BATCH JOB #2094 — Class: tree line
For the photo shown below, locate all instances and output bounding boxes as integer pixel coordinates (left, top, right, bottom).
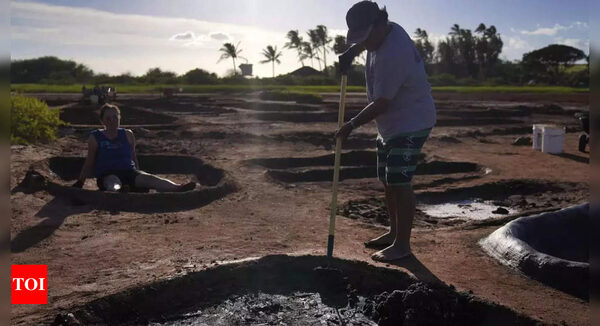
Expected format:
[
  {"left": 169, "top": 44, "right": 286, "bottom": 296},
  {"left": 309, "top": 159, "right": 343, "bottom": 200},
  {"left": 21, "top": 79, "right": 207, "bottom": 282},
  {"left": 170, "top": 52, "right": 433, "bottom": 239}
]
[{"left": 11, "top": 23, "right": 588, "bottom": 87}]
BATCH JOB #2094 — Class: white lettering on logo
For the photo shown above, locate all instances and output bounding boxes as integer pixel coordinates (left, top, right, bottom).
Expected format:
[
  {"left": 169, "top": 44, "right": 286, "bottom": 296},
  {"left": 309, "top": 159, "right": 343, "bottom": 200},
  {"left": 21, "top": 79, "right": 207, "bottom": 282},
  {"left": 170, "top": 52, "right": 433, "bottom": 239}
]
[
  {"left": 24, "top": 278, "right": 38, "bottom": 291},
  {"left": 12, "top": 278, "right": 45, "bottom": 291},
  {"left": 12, "top": 278, "right": 24, "bottom": 290}
]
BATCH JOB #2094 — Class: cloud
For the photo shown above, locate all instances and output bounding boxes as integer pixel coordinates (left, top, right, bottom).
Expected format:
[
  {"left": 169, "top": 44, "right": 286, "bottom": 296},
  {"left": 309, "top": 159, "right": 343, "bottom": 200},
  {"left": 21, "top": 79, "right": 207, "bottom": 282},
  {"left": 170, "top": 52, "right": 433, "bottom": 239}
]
[
  {"left": 170, "top": 31, "right": 195, "bottom": 41},
  {"left": 426, "top": 34, "right": 447, "bottom": 46},
  {"left": 507, "top": 36, "right": 529, "bottom": 50},
  {"left": 210, "top": 32, "right": 229, "bottom": 41},
  {"left": 501, "top": 36, "right": 534, "bottom": 60},
  {"left": 328, "top": 29, "right": 347, "bottom": 38},
  {"left": 519, "top": 22, "right": 589, "bottom": 36},
  {"left": 10, "top": 1, "right": 294, "bottom": 77},
  {"left": 170, "top": 31, "right": 226, "bottom": 47},
  {"left": 521, "top": 24, "right": 566, "bottom": 36},
  {"left": 570, "top": 21, "right": 589, "bottom": 29},
  {"left": 181, "top": 34, "right": 211, "bottom": 47},
  {"left": 554, "top": 37, "right": 589, "bottom": 53}
]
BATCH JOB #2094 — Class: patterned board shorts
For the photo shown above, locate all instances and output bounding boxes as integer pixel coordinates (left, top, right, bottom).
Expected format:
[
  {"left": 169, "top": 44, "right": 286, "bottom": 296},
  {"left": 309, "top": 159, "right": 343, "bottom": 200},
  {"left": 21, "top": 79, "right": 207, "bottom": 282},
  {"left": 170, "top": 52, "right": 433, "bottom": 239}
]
[{"left": 376, "top": 128, "right": 431, "bottom": 187}]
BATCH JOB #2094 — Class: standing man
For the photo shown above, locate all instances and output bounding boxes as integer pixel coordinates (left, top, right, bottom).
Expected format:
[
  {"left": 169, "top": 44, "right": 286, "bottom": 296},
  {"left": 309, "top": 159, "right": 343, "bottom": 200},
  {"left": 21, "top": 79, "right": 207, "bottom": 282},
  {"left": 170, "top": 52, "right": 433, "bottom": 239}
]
[{"left": 335, "top": 1, "right": 436, "bottom": 261}]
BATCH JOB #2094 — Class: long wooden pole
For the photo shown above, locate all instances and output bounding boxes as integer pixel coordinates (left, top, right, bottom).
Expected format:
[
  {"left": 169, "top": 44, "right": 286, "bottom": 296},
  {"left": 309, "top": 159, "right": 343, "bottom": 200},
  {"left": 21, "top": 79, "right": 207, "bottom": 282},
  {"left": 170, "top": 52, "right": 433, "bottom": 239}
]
[{"left": 327, "top": 74, "right": 348, "bottom": 258}]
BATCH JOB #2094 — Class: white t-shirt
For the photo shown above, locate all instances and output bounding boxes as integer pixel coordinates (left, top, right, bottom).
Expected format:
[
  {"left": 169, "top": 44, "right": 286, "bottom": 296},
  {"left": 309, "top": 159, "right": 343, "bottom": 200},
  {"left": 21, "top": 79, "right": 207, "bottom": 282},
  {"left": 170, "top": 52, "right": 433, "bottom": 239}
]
[{"left": 366, "top": 22, "right": 436, "bottom": 140}]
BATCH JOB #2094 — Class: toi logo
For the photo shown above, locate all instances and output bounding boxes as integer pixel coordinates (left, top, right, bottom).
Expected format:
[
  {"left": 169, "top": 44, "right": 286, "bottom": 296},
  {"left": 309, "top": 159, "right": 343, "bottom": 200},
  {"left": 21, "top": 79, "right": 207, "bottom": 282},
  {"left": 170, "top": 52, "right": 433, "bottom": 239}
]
[{"left": 11, "top": 265, "right": 47, "bottom": 304}]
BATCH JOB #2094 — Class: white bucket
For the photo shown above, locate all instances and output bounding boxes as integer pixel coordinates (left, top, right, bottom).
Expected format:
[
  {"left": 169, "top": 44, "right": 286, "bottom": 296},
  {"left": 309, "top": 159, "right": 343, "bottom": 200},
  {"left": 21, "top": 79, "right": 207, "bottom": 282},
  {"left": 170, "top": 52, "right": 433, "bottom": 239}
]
[
  {"left": 532, "top": 124, "right": 550, "bottom": 150},
  {"left": 541, "top": 125, "right": 565, "bottom": 154},
  {"left": 89, "top": 95, "right": 99, "bottom": 104}
]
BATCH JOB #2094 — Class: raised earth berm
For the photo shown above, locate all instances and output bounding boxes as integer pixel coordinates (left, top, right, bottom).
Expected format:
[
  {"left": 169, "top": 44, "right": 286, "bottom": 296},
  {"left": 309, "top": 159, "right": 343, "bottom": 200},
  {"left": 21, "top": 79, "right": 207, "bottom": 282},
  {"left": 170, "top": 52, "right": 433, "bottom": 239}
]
[
  {"left": 18, "top": 155, "right": 236, "bottom": 212},
  {"left": 118, "top": 98, "right": 233, "bottom": 115},
  {"left": 324, "top": 101, "right": 368, "bottom": 112},
  {"left": 437, "top": 107, "right": 532, "bottom": 118},
  {"left": 58, "top": 104, "right": 178, "bottom": 126},
  {"left": 248, "top": 151, "right": 481, "bottom": 183},
  {"left": 197, "top": 131, "right": 376, "bottom": 150},
  {"left": 249, "top": 108, "right": 522, "bottom": 126},
  {"left": 51, "top": 255, "right": 538, "bottom": 326},
  {"left": 270, "top": 131, "right": 376, "bottom": 150},
  {"left": 510, "top": 104, "right": 582, "bottom": 116},
  {"left": 250, "top": 109, "right": 362, "bottom": 123},
  {"left": 248, "top": 150, "right": 379, "bottom": 169},
  {"left": 480, "top": 203, "right": 589, "bottom": 300},
  {"left": 235, "top": 100, "right": 323, "bottom": 112}
]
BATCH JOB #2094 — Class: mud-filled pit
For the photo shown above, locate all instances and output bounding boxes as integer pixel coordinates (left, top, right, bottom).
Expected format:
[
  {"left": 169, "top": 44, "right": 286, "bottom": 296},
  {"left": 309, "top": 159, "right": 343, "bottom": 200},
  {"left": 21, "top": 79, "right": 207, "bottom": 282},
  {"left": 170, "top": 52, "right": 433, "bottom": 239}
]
[
  {"left": 249, "top": 110, "right": 361, "bottom": 123},
  {"left": 435, "top": 105, "right": 532, "bottom": 118},
  {"left": 248, "top": 151, "right": 482, "bottom": 183},
  {"left": 340, "top": 180, "right": 587, "bottom": 227},
  {"left": 234, "top": 100, "right": 323, "bottom": 112},
  {"left": 268, "top": 131, "right": 376, "bottom": 150},
  {"left": 58, "top": 105, "right": 178, "bottom": 126},
  {"left": 247, "top": 109, "right": 523, "bottom": 126},
  {"left": 434, "top": 102, "right": 582, "bottom": 117},
  {"left": 47, "top": 155, "right": 223, "bottom": 187},
  {"left": 18, "top": 155, "right": 235, "bottom": 212},
  {"left": 53, "top": 255, "right": 537, "bottom": 326},
  {"left": 118, "top": 98, "right": 234, "bottom": 115},
  {"left": 193, "top": 130, "right": 377, "bottom": 150},
  {"left": 481, "top": 204, "right": 589, "bottom": 300}
]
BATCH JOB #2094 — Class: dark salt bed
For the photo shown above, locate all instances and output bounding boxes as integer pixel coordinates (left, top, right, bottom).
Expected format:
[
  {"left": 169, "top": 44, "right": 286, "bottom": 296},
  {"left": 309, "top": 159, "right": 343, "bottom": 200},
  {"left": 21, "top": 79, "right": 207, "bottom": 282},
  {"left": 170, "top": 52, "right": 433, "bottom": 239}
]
[{"left": 150, "top": 292, "right": 375, "bottom": 326}]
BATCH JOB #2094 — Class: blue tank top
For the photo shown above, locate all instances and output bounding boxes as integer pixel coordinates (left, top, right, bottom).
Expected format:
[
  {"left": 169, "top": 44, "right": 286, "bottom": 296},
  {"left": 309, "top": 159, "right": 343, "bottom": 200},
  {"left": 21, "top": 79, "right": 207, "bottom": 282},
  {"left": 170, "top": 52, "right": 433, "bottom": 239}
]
[{"left": 92, "top": 128, "right": 136, "bottom": 177}]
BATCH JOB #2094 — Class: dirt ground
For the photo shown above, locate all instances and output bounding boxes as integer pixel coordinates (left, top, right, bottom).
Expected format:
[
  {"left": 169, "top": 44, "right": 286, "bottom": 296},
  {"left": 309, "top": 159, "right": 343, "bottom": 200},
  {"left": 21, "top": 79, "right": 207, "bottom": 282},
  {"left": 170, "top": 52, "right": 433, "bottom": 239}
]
[{"left": 10, "top": 91, "right": 589, "bottom": 325}]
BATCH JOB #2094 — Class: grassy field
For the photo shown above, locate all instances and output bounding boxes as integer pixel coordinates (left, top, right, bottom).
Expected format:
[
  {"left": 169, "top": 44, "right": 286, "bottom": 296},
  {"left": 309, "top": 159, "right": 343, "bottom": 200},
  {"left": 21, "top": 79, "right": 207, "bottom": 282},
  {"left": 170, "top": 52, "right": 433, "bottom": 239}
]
[
  {"left": 564, "top": 64, "right": 588, "bottom": 73},
  {"left": 11, "top": 83, "right": 589, "bottom": 94},
  {"left": 10, "top": 84, "right": 367, "bottom": 94},
  {"left": 430, "top": 86, "right": 589, "bottom": 93}
]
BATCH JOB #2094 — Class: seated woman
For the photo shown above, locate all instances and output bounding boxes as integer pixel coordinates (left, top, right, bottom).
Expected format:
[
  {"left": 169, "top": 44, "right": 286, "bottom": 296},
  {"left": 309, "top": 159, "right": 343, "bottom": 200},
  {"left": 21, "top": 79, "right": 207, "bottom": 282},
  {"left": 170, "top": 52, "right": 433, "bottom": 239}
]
[{"left": 73, "top": 104, "right": 196, "bottom": 192}]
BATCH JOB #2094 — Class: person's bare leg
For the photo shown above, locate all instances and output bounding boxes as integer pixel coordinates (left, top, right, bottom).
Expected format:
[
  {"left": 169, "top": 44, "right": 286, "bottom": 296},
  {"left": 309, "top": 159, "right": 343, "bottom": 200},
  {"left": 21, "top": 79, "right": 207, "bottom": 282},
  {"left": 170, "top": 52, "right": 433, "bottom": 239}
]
[
  {"left": 372, "top": 184, "right": 415, "bottom": 261},
  {"left": 365, "top": 184, "right": 397, "bottom": 247},
  {"left": 135, "top": 172, "right": 184, "bottom": 192},
  {"left": 103, "top": 175, "right": 122, "bottom": 192}
]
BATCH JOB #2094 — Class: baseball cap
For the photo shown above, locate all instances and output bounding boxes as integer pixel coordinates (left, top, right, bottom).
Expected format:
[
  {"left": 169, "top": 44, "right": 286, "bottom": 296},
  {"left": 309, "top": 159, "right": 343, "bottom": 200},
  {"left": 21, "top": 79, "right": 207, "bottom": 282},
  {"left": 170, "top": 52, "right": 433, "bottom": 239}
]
[{"left": 346, "top": 1, "right": 381, "bottom": 44}]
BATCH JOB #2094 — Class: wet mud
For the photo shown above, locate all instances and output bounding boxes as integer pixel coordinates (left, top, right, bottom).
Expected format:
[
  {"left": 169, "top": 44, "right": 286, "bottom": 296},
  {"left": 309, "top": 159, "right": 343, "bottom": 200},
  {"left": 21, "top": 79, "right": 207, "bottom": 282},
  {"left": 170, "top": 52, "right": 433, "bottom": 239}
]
[{"left": 51, "top": 255, "right": 537, "bottom": 326}]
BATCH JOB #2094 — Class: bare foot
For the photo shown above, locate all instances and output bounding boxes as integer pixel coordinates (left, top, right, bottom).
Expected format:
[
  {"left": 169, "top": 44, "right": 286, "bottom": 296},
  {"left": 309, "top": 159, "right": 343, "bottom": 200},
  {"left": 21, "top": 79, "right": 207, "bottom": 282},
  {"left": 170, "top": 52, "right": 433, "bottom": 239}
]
[
  {"left": 364, "top": 232, "right": 395, "bottom": 248},
  {"left": 371, "top": 243, "right": 412, "bottom": 262}
]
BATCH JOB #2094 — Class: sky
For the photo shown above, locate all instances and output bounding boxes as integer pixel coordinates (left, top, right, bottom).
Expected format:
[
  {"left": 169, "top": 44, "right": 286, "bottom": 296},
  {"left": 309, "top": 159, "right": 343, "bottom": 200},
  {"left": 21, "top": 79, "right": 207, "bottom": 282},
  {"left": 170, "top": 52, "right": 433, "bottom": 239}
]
[{"left": 10, "top": 0, "right": 590, "bottom": 78}]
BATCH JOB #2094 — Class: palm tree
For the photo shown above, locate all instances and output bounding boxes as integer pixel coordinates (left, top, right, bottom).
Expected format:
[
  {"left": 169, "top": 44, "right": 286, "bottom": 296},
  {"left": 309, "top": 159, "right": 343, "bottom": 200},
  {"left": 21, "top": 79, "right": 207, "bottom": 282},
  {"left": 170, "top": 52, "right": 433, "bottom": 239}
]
[
  {"left": 413, "top": 28, "right": 434, "bottom": 65},
  {"left": 474, "top": 23, "right": 502, "bottom": 78},
  {"left": 218, "top": 42, "right": 245, "bottom": 76},
  {"left": 301, "top": 41, "right": 319, "bottom": 68},
  {"left": 474, "top": 23, "right": 488, "bottom": 79},
  {"left": 437, "top": 38, "right": 455, "bottom": 73},
  {"left": 449, "top": 24, "right": 461, "bottom": 37},
  {"left": 315, "top": 25, "right": 332, "bottom": 71},
  {"left": 307, "top": 29, "right": 322, "bottom": 70},
  {"left": 284, "top": 30, "right": 306, "bottom": 67},
  {"left": 260, "top": 45, "right": 283, "bottom": 78},
  {"left": 415, "top": 28, "right": 428, "bottom": 39},
  {"left": 331, "top": 35, "right": 348, "bottom": 55},
  {"left": 475, "top": 23, "right": 486, "bottom": 35}
]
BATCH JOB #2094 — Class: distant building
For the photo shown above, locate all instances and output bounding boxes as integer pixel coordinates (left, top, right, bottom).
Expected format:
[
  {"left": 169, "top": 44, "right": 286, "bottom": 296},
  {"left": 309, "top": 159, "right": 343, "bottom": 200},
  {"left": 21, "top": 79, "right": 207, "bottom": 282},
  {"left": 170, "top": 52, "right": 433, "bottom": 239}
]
[
  {"left": 288, "top": 66, "right": 322, "bottom": 77},
  {"left": 239, "top": 64, "right": 253, "bottom": 76}
]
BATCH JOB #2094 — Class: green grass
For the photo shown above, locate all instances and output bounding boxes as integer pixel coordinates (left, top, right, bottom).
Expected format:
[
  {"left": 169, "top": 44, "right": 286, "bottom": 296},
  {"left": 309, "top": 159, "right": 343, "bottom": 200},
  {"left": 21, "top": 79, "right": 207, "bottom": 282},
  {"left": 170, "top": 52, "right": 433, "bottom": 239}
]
[
  {"left": 10, "top": 83, "right": 366, "bottom": 94},
  {"left": 11, "top": 83, "right": 588, "bottom": 94},
  {"left": 431, "top": 86, "right": 589, "bottom": 93},
  {"left": 564, "top": 64, "right": 588, "bottom": 73}
]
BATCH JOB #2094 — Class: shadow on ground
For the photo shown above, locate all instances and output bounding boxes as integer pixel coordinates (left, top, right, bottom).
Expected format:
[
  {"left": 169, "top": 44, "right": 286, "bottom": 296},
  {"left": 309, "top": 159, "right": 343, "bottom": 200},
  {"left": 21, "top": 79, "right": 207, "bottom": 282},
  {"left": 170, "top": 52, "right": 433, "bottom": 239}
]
[{"left": 10, "top": 197, "right": 92, "bottom": 253}]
